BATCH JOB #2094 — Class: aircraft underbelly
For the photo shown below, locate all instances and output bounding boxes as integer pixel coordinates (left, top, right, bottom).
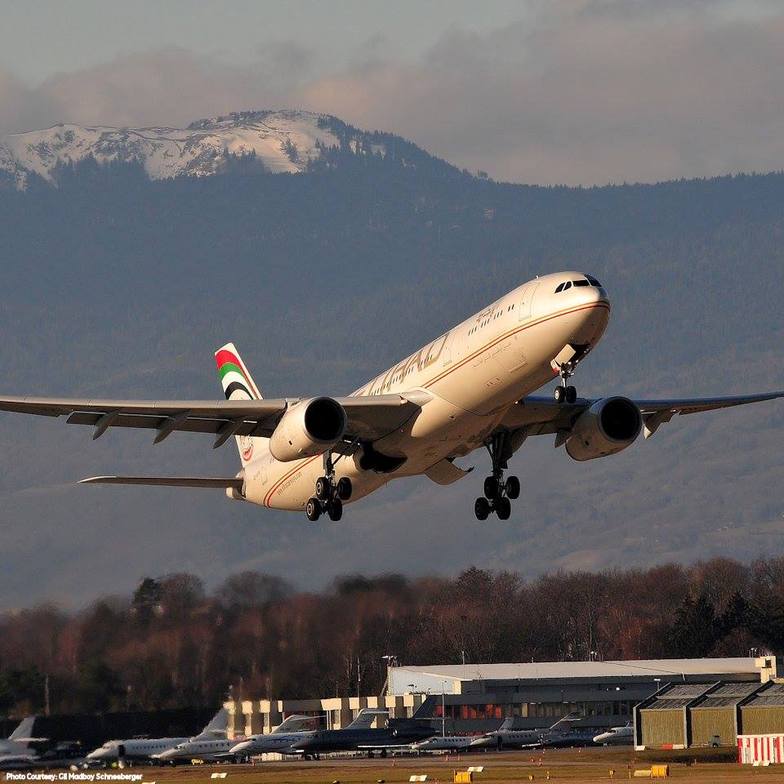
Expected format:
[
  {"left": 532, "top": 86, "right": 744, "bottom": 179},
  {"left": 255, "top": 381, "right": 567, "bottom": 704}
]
[{"left": 245, "top": 305, "right": 610, "bottom": 512}]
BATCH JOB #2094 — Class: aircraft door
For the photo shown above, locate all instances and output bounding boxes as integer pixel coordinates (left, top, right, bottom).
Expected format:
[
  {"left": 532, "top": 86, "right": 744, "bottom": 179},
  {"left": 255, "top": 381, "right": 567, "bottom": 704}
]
[{"left": 518, "top": 283, "right": 539, "bottom": 321}]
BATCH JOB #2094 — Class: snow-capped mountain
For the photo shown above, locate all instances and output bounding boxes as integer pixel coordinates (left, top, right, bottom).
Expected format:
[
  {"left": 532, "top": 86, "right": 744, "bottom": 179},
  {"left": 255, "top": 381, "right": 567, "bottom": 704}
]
[{"left": 0, "top": 110, "right": 386, "bottom": 189}]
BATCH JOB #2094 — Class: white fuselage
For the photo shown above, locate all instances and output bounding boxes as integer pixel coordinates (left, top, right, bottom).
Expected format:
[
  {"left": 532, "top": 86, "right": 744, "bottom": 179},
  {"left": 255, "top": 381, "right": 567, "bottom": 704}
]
[
  {"left": 155, "top": 737, "right": 242, "bottom": 763},
  {"left": 86, "top": 737, "right": 187, "bottom": 763},
  {"left": 229, "top": 731, "right": 317, "bottom": 755},
  {"left": 593, "top": 726, "right": 634, "bottom": 745},
  {"left": 241, "top": 272, "right": 610, "bottom": 511},
  {"left": 412, "top": 735, "right": 476, "bottom": 752}
]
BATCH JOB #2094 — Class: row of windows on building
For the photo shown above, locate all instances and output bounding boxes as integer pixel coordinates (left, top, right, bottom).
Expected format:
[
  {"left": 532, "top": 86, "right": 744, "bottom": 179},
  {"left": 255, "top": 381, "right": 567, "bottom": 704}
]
[{"left": 432, "top": 700, "right": 634, "bottom": 720}]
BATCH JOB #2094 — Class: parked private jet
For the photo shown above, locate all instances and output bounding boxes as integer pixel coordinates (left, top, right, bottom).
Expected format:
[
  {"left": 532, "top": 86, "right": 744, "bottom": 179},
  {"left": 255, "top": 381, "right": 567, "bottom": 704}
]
[
  {"left": 593, "top": 725, "right": 634, "bottom": 745},
  {"left": 85, "top": 708, "right": 227, "bottom": 765},
  {"left": 470, "top": 714, "right": 581, "bottom": 750},
  {"left": 1, "top": 272, "right": 781, "bottom": 521},
  {"left": 0, "top": 718, "right": 47, "bottom": 769}
]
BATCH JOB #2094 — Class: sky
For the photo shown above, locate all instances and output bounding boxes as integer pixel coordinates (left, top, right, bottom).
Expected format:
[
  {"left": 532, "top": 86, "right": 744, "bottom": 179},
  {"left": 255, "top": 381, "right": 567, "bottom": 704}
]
[{"left": 2, "top": 0, "right": 784, "bottom": 185}]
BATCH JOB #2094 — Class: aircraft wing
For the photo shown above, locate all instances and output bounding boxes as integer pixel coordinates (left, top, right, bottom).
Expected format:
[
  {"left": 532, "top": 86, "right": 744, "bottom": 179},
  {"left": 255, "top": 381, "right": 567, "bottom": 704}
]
[
  {"left": 500, "top": 390, "right": 784, "bottom": 438},
  {"left": 0, "top": 393, "right": 425, "bottom": 448}
]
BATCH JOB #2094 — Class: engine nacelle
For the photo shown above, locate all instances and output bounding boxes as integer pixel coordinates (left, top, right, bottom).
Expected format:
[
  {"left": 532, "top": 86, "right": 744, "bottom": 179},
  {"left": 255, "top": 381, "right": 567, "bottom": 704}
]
[
  {"left": 269, "top": 397, "right": 347, "bottom": 462},
  {"left": 565, "top": 396, "right": 642, "bottom": 461}
]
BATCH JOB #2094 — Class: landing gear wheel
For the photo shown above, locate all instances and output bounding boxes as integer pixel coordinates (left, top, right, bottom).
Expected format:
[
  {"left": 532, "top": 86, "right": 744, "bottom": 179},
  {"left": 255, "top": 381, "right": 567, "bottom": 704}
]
[
  {"left": 496, "top": 497, "right": 512, "bottom": 520},
  {"left": 327, "top": 498, "right": 343, "bottom": 521},
  {"left": 475, "top": 497, "right": 491, "bottom": 520},
  {"left": 505, "top": 475, "right": 520, "bottom": 500},
  {"left": 483, "top": 476, "right": 500, "bottom": 499},
  {"left": 315, "top": 476, "right": 331, "bottom": 501},
  {"left": 306, "top": 498, "right": 321, "bottom": 522},
  {"left": 337, "top": 477, "right": 352, "bottom": 501},
  {"left": 565, "top": 385, "right": 577, "bottom": 404},
  {"left": 554, "top": 386, "right": 565, "bottom": 403}
]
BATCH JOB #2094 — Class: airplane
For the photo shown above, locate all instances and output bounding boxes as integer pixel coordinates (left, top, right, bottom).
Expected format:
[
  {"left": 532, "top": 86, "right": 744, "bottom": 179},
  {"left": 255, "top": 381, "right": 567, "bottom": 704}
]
[
  {"left": 85, "top": 708, "right": 227, "bottom": 765},
  {"left": 410, "top": 734, "right": 477, "bottom": 753},
  {"left": 1, "top": 271, "right": 782, "bottom": 522},
  {"left": 231, "top": 709, "right": 399, "bottom": 758},
  {"left": 0, "top": 718, "right": 48, "bottom": 769},
  {"left": 470, "top": 714, "right": 580, "bottom": 750},
  {"left": 227, "top": 713, "right": 339, "bottom": 758},
  {"left": 593, "top": 724, "right": 634, "bottom": 745},
  {"left": 164, "top": 714, "right": 320, "bottom": 762}
]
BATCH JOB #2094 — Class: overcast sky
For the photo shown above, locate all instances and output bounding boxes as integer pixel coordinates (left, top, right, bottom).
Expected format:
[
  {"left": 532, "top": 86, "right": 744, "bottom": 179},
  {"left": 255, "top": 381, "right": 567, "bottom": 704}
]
[{"left": 2, "top": 0, "right": 784, "bottom": 184}]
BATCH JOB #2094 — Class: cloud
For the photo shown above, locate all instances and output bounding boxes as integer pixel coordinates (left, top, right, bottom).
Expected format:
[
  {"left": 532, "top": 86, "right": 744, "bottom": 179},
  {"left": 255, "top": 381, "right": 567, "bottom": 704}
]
[{"left": 3, "top": 2, "right": 784, "bottom": 184}]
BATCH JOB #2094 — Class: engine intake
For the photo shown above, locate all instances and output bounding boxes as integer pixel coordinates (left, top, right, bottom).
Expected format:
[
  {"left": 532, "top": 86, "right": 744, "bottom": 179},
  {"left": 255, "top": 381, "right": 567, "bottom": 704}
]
[
  {"left": 269, "top": 397, "right": 347, "bottom": 462},
  {"left": 565, "top": 396, "right": 642, "bottom": 461}
]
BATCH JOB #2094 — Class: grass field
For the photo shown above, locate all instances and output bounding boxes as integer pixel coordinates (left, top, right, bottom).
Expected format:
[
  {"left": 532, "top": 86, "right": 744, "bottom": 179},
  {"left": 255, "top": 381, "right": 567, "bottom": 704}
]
[{"left": 99, "top": 748, "right": 784, "bottom": 784}]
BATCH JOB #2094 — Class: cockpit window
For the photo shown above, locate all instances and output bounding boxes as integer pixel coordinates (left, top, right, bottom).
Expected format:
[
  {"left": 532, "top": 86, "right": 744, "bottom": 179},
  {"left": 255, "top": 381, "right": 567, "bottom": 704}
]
[
  {"left": 573, "top": 279, "right": 590, "bottom": 287},
  {"left": 555, "top": 282, "right": 565, "bottom": 293},
  {"left": 564, "top": 281, "right": 572, "bottom": 290},
  {"left": 586, "top": 275, "right": 602, "bottom": 287}
]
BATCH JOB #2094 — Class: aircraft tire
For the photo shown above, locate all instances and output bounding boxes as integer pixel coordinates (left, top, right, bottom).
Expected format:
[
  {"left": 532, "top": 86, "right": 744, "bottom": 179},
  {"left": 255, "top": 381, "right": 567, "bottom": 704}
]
[
  {"left": 306, "top": 497, "right": 321, "bottom": 521},
  {"left": 315, "top": 477, "right": 330, "bottom": 501},
  {"left": 475, "top": 497, "right": 491, "bottom": 520},
  {"left": 337, "top": 477, "right": 352, "bottom": 500},
  {"left": 505, "top": 475, "right": 520, "bottom": 499},
  {"left": 554, "top": 386, "right": 565, "bottom": 403},
  {"left": 328, "top": 499, "right": 343, "bottom": 521},
  {"left": 565, "top": 386, "right": 577, "bottom": 404},
  {"left": 496, "top": 497, "right": 511, "bottom": 520},
  {"left": 483, "top": 476, "right": 499, "bottom": 499}
]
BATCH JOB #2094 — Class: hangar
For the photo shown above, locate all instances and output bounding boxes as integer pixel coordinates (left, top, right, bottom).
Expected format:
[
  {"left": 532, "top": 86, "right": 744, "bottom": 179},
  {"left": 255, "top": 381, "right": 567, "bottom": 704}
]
[{"left": 634, "top": 657, "right": 784, "bottom": 749}]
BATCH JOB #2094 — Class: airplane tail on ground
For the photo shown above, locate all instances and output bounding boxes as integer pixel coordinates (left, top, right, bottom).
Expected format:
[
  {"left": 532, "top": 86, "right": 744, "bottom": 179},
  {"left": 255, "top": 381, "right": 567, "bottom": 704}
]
[
  {"left": 346, "top": 709, "right": 389, "bottom": 730},
  {"left": 549, "top": 712, "right": 581, "bottom": 732},
  {"left": 195, "top": 708, "right": 229, "bottom": 739},
  {"left": 8, "top": 717, "right": 39, "bottom": 745},
  {"left": 214, "top": 342, "right": 265, "bottom": 467}
]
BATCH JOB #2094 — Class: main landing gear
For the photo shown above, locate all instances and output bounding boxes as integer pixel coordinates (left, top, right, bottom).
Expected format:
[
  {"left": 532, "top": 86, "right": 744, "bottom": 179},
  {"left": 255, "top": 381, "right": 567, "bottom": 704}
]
[
  {"left": 554, "top": 360, "right": 578, "bottom": 404},
  {"left": 306, "top": 451, "right": 352, "bottom": 522},
  {"left": 474, "top": 431, "right": 520, "bottom": 521}
]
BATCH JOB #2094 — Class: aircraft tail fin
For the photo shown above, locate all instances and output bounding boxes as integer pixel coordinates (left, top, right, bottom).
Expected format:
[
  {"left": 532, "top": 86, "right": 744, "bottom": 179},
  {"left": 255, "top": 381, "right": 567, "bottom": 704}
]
[
  {"left": 215, "top": 342, "right": 265, "bottom": 466},
  {"left": 195, "top": 708, "right": 229, "bottom": 739},
  {"left": 8, "top": 717, "right": 37, "bottom": 744},
  {"left": 346, "top": 709, "right": 388, "bottom": 730},
  {"left": 549, "top": 712, "right": 580, "bottom": 732}
]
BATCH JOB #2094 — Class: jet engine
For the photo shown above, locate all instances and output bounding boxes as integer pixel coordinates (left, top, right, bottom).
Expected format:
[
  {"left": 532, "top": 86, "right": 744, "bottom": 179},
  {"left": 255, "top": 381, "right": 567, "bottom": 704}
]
[
  {"left": 565, "top": 396, "right": 642, "bottom": 461},
  {"left": 269, "top": 397, "right": 347, "bottom": 462}
]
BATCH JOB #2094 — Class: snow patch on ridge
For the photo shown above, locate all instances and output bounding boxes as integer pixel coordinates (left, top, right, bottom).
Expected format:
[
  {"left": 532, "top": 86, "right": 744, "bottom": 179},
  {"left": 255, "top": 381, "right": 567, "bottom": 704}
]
[{"left": 0, "top": 111, "right": 356, "bottom": 189}]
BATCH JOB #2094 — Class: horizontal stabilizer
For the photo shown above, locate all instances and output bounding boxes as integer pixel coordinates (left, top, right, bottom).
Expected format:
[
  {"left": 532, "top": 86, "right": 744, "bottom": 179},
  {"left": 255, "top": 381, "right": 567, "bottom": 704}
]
[{"left": 80, "top": 476, "right": 243, "bottom": 489}]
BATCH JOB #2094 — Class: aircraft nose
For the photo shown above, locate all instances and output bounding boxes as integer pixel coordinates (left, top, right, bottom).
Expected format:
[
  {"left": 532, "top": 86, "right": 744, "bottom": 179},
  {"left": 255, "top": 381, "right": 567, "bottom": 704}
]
[{"left": 230, "top": 740, "right": 252, "bottom": 754}]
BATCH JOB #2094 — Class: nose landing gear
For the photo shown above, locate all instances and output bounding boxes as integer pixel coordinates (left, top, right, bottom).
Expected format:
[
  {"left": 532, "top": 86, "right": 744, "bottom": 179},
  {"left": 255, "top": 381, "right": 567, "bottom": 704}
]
[
  {"left": 306, "top": 452, "right": 352, "bottom": 522},
  {"left": 474, "top": 432, "right": 520, "bottom": 520},
  {"left": 554, "top": 360, "right": 578, "bottom": 404}
]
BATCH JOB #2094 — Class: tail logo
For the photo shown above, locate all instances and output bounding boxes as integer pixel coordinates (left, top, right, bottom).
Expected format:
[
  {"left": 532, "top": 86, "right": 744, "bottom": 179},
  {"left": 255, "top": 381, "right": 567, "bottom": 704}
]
[{"left": 215, "top": 348, "right": 258, "bottom": 400}]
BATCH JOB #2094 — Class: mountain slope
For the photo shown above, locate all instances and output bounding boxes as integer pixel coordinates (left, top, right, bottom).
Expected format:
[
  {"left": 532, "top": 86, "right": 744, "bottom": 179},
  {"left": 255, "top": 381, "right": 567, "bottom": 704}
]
[
  {"left": 0, "top": 110, "right": 424, "bottom": 188},
  {"left": 0, "top": 113, "right": 783, "bottom": 609}
]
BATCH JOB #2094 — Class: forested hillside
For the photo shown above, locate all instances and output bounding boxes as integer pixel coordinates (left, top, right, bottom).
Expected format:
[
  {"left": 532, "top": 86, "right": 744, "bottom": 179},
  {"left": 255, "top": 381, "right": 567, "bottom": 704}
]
[{"left": 0, "top": 127, "right": 783, "bottom": 608}]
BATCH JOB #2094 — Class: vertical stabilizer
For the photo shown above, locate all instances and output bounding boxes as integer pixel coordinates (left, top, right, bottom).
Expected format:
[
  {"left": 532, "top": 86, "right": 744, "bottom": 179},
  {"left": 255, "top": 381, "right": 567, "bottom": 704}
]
[
  {"left": 196, "top": 707, "right": 229, "bottom": 739},
  {"left": 346, "top": 709, "right": 389, "bottom": 730},
  {"left": 8, "top": 717, "right": 37, "bottom": 744},
  {"left": 214, "top": 343, "right": 265, "bottom": 466}
]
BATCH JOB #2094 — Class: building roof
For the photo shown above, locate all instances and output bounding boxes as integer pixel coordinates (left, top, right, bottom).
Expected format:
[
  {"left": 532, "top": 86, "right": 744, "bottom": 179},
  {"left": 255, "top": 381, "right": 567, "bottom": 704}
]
[
  {"left": 390, "top": 658, "right": 758, "bottom": 684},
  {"left": 744, "top": 683, "right": 784, "bottom": 708}
]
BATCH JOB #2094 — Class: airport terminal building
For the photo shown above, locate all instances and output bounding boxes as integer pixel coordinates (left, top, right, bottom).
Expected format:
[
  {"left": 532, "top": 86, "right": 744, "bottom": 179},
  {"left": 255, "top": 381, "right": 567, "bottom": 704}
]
[{"left": 227, "top": 656, "right": 774, "bottom": 737}]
